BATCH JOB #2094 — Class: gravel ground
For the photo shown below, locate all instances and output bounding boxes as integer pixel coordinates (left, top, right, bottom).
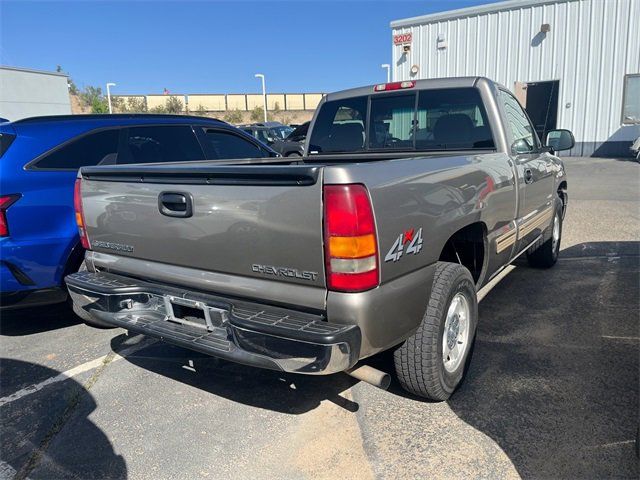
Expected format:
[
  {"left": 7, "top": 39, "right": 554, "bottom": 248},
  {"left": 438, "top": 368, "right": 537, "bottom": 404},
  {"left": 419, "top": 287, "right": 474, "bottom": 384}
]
[{"left": 1, "top": 156, "right": 638, "bottom": 479}]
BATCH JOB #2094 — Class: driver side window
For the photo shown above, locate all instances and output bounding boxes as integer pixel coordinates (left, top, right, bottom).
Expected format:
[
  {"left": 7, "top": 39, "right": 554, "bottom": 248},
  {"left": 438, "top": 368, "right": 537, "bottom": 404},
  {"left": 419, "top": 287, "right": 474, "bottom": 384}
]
[{"left": 500, "top": 90, "right": 539, "bottom": 154}]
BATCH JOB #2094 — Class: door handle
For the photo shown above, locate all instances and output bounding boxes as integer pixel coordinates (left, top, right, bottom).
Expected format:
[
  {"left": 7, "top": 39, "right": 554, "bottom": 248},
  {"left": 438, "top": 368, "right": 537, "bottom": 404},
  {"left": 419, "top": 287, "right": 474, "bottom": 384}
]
[
  {"left": 524, "top": 168, "right": 534, "bottom": 184},
  {"left": 158, "top": 192, "right": 193, "bottom": 218}
]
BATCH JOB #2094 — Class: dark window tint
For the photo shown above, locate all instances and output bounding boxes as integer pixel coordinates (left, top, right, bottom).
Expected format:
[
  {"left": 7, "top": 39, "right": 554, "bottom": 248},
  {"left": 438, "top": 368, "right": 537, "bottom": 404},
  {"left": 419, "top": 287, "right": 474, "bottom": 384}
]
[
  {"left": 415, "top": 88, "right": 494, "bottom": 150},
  {"left": 288, "top": 122, "right": 309, "bottom": 142},
  {"left": 368, "top": 94, "right": 416, "bottom": 149},
  {"left": 308, "top": 96, "right": 367, "bottom": 153},
  {"left": 119, "top": 126, "right": 204, "bottom": 164},
  {"left": 0, "top": 133, "right": 16, "bottom": 158},
  {"left": 35, "top": 129, "right": 119, "bottom": 169},
  {"left": 202, "top": 129, "right": 264, "bottom": 159}
]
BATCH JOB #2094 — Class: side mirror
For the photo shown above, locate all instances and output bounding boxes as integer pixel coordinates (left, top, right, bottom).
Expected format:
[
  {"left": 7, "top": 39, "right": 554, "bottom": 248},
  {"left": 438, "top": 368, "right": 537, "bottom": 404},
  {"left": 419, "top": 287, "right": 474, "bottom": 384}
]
[
  {"left": 511, "top": 138, "right": 533, "bottom": 155},
  {"left": 545, "top": 129, "right": 575, "bottom": 152}
]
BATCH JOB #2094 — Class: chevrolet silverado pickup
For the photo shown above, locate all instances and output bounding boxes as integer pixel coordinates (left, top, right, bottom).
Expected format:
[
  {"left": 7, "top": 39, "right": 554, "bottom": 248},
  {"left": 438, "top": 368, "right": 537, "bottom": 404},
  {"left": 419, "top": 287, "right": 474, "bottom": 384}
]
[{"left": 66, "top": 77, "right": 574, "bottom": 400}]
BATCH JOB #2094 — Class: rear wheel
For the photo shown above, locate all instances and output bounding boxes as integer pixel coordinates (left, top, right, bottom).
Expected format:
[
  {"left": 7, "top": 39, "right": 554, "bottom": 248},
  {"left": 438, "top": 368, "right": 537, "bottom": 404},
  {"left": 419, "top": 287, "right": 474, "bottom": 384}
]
[
  {"left": 286, "top": 152, "right": 302, "bottom": 157},
  {"left": 394, "top": 262, "right": 478, "bottom": 401},
  {"left": 70, "top": 261, "right": 117, "bottom": 329},
  {"left": 527, "top": 197, "right": 562, "bottom": 268}
]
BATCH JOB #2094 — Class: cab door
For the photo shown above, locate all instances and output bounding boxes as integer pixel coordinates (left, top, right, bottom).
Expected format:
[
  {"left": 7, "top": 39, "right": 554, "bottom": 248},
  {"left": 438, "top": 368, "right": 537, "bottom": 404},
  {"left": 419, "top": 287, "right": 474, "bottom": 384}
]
[{"left": 499, "top": 89, "right": 556, "bottom": 255}]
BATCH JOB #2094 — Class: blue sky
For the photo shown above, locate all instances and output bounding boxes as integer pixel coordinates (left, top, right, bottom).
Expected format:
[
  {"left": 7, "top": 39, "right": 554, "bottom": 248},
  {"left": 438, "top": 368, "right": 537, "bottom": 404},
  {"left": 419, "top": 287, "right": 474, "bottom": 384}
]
[{"left": 1, "top": 0, "right": 492, "bottom": 94}]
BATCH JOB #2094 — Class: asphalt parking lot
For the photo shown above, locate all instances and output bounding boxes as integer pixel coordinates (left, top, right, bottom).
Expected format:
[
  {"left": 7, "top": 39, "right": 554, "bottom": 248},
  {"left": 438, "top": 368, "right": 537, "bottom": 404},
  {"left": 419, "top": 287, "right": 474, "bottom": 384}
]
[{"left": 1, "top": 156, "right": 638, "bottom": 480}]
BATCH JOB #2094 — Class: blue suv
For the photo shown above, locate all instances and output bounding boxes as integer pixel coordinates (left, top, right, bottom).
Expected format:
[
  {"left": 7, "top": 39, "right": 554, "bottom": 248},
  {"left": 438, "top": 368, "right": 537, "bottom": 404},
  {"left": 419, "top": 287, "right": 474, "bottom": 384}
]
[{"left": 0, "top": 114, "right": 277, "bottom": 309}]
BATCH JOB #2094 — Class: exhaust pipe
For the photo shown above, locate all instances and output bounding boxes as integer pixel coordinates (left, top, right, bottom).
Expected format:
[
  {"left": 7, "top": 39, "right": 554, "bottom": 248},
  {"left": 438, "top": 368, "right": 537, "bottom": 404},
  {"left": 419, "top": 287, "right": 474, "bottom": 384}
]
[{"left": 346, "top": 365, "right": 391, "bottom": 390}]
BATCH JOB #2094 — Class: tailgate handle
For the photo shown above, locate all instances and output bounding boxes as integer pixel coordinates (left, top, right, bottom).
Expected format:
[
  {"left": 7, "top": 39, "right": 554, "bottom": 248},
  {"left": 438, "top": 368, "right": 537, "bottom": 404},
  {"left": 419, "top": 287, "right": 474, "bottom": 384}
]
[{"left": 158, "top": 192, "right": 193, "bottom": 218}]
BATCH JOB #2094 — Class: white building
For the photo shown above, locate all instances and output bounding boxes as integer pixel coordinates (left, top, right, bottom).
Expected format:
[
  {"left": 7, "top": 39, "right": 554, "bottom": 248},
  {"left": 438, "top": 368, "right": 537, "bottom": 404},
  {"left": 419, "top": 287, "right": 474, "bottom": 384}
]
[
  {"left": 391, "top": 0, "right": 640, "bottom": 157},
  {"left": 0, "top": 66, "right": 71, "bottom": 121}
]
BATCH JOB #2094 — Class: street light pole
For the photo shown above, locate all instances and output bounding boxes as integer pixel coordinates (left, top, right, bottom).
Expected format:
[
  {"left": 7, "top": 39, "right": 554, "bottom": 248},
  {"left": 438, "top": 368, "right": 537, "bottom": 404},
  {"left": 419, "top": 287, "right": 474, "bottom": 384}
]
[
  {"left": 254, "top": 73, "right": 267, "bottom": 123},
  {"left": 381, "top": 64, "right": 391, "bottom": 83},
  {"left": 106, "top": 82, "right": 116, "bottom": 114}
]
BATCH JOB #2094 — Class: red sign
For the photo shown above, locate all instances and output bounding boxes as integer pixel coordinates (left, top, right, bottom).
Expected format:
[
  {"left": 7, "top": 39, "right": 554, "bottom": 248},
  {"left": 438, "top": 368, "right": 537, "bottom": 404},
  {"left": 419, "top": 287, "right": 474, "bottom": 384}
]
[{"left": 393, "top": 33, "right": 412, "bottom": 45}]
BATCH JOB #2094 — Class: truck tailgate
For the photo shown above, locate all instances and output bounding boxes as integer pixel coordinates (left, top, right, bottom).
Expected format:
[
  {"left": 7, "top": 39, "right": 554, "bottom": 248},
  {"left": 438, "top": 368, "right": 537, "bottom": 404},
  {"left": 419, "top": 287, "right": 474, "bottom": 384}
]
[{"left": 80, "top": 164, "right": 326, "bottom": 289}]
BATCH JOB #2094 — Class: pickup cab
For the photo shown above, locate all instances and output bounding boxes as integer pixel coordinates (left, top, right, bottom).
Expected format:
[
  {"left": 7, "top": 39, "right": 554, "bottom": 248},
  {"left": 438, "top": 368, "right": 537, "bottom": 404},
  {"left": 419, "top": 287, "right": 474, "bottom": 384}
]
[{"left": 66, "top": 77, "right": 574, "bottom": 400}]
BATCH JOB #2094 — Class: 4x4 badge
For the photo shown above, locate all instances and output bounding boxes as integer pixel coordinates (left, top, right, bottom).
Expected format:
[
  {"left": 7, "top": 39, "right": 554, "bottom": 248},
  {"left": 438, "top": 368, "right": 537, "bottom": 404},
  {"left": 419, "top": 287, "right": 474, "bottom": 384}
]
[{"left": 384, "top": 227, "right": 423, "bottom": 262}]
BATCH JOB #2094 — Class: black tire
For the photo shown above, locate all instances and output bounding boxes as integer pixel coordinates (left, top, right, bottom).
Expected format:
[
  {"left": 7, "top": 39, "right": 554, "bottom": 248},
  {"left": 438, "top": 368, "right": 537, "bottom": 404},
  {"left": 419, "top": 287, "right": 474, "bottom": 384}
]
[
  {"left": 69, "top": 262, "right": 117, "bottom": 329},
  {"left": 286, "top": 152, "right": 302, "bottom": 157},
  {"left": 394, "top": 262, "right": 478, "bottom": 401},
  {"left": 526, "top": 196, "right": 563, "bottom": 269}
]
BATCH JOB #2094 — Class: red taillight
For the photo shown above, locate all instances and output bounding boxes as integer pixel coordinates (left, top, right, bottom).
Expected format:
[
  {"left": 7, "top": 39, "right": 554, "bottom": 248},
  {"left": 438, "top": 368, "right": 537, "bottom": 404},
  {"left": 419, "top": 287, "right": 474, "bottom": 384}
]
[
  {"left": 0, "top": 194, "right": 20, "bottom": 237},
  {"left": 74, "top": 178, "right": 90, "bottom": 249},
  {"left": 374, "top": 81, "right": 415, "bottom": 92},
  {"left": 324, "top": 184, "right": 379, "bottom": 292}
]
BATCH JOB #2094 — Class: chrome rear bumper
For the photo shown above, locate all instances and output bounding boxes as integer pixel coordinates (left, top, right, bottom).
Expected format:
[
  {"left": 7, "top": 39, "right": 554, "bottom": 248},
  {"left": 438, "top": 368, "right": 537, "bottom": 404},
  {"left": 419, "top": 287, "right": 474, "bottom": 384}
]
[{"left": 66, "top": 271, "right": 360, "bottom": 375}]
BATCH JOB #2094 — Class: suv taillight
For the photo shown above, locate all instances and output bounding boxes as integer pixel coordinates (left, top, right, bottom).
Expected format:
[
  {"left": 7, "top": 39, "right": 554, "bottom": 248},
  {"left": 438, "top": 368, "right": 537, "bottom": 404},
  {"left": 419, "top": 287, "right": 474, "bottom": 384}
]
[
  {"left": 74, "top": 178, "right": 90, "bottom": 249},
  {"left": 0, "top": 194, "right": 20, "bottom": 237},
  {"left": 323, "top": 184, "right": 379, "bottom": 292}
]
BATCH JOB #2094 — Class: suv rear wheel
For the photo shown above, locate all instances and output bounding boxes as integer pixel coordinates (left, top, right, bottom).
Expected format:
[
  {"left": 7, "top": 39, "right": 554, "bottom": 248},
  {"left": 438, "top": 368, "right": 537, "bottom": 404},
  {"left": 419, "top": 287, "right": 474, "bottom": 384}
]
[{"left": 394, "top": 262, "right": 478, "bottom": 400}]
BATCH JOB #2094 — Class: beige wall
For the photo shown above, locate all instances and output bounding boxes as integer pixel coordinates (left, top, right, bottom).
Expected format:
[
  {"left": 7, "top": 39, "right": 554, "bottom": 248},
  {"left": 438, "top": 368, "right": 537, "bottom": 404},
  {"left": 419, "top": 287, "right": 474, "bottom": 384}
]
[
  {"left": 286, "top": 94, "right": 305, "bottom": 110},
  {"left": 111, "top": 93, "right": 324, "bottom": 113},
  {"left": 226, "top": 94, "right": 247, "bottom": 110},
  {"left": 188, "top": 94, "right": 226, "bottom": 111},
  {"left": 304, "top": 93, "right": 323, "bottom": 110},
  {"left": 245, "top": 94, "right": 264, "bottom": 110},
  {"left": 146, "top": 95, "right": 186, "bottom": 111},
  {"left": 268, "top": 94, "right": 286, "bottom": 110}
]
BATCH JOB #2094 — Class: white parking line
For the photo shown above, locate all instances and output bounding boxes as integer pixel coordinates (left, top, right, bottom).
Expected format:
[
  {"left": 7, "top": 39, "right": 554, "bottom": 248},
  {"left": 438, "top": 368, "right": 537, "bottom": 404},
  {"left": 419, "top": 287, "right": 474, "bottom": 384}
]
[{"left": 0, "top": 337, "right": 156, "bottom": 408}]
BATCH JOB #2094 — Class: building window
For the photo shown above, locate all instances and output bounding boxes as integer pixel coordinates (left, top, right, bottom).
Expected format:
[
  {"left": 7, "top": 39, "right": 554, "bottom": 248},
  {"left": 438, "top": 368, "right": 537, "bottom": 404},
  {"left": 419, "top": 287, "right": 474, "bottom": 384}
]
[{"left": 622, "top": 74, "right": 640, "bottom": 124}]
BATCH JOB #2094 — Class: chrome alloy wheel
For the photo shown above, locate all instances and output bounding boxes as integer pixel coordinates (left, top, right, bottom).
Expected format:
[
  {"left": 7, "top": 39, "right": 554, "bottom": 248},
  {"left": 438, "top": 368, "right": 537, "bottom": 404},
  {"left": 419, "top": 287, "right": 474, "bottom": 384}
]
[
  {"left": 551, "top": 213, "right": 560, "bottom": 253},
  {"left": 442, "top": 293, "right": 471, "bottom": 373}
]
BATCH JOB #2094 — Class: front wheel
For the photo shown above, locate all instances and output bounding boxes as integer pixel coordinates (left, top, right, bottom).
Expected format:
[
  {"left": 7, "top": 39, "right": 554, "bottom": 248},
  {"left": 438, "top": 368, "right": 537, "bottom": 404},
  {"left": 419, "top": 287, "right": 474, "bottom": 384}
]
[
  {"left": 394, "top": 262, "right": 478, "bottom": 401},
  {"left": 527, "top": 198, "right": 563, "bottom": 268}
]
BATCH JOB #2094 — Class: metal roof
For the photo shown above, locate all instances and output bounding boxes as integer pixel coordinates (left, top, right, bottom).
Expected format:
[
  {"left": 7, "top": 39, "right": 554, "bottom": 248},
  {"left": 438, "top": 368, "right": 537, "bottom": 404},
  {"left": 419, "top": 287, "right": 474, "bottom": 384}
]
[
  {"left": 0, "top": 65, "right": 69, "bottom": 78},
  {"left": 391, "top": 0, "right": 579, "bottom": 28}
]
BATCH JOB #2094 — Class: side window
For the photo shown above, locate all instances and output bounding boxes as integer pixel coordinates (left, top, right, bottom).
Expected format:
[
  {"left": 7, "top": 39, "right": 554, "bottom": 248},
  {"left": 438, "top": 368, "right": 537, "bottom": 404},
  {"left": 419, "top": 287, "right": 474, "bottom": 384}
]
[
  {"left": 500, "top": 90, "right": 539, "bottom": 153},
  {"left": 202, "top": 129, "right": 265, "bottom": 159},
  {"left": 118, "top": 125, "right": 204, "bottom": 164},
  {"left": 34, "top": 129, "right": 119, "bottom": 169},
  {"left": 416, "top": 88, "right": 494, "bottom": 149},
  {"left": 307, "top": 96, "right": 367, "bottom": 153}
]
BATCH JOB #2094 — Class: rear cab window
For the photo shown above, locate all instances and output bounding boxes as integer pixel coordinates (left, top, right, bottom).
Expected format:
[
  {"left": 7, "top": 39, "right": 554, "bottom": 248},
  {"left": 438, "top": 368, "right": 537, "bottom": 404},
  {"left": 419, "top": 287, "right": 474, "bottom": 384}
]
[{"left": 307, "top": 87, "right": 495, "bottom": 155}]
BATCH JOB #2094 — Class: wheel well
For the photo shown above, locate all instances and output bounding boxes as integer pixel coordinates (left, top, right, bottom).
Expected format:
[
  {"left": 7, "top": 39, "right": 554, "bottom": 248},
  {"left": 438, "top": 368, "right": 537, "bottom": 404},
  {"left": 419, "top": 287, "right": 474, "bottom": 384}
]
[{"left": 439, "top": 222, "right": 487, "bottom": 285}]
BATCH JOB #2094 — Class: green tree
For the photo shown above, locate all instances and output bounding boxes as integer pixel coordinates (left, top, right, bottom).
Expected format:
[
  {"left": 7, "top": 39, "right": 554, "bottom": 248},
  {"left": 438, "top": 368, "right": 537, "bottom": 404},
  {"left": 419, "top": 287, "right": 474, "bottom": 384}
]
[
  {"left": 193, "top": 104, "right": 207, "bottom": 116},
  {"left": 223, "top": 109, "right": 243, "bottom": 124},
  {"left": 250, "top": 106, "right": 265, "bottom": 122},
  {"left": 150, "top": 105, "right": 167, "bottom": 114},
  {"left": 126, "top": 97, "right": 147, "bottom": 113},
  {"left": 57, "top": 65, "right": 78, "bottom": 95},
  {"left": 79, "top": 86, "right": 109, "bottom": 113},
  {"left": 165, "top": 96, "right": 184, "bottom": 114}
]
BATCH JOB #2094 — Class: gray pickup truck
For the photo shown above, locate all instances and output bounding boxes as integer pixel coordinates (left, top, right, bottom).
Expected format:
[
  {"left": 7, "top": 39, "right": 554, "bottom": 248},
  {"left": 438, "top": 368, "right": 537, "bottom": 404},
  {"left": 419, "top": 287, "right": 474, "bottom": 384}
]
[{"left": 67, "top": 77, "right": 574, "bottom": 400}]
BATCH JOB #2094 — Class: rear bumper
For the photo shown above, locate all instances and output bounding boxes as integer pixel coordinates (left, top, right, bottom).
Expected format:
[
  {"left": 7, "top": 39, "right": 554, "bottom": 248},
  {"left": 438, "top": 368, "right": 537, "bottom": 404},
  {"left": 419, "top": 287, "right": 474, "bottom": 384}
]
[{"left": 65, "top": 271, "right": 360, "bottom": 375}]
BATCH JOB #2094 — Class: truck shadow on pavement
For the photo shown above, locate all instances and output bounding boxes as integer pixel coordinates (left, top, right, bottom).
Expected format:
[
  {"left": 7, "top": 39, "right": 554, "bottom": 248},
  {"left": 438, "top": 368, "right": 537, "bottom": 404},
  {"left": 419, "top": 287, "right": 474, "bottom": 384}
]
[
  {"left": 0, "top": 358, "right": 126, "bottom": 479},
  {"left": 114, "top": 338, "right": 359, "bottom": 415},
  {"left": 448, "top": 241, "right": 639, "bottom": 479}
]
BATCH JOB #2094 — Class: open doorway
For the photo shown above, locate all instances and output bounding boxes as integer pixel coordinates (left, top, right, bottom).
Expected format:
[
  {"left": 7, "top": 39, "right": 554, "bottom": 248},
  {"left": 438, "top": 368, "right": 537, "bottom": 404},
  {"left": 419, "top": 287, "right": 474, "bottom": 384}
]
[{"left": 513, "top": 80, "right": 559, "bottom": 141}]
